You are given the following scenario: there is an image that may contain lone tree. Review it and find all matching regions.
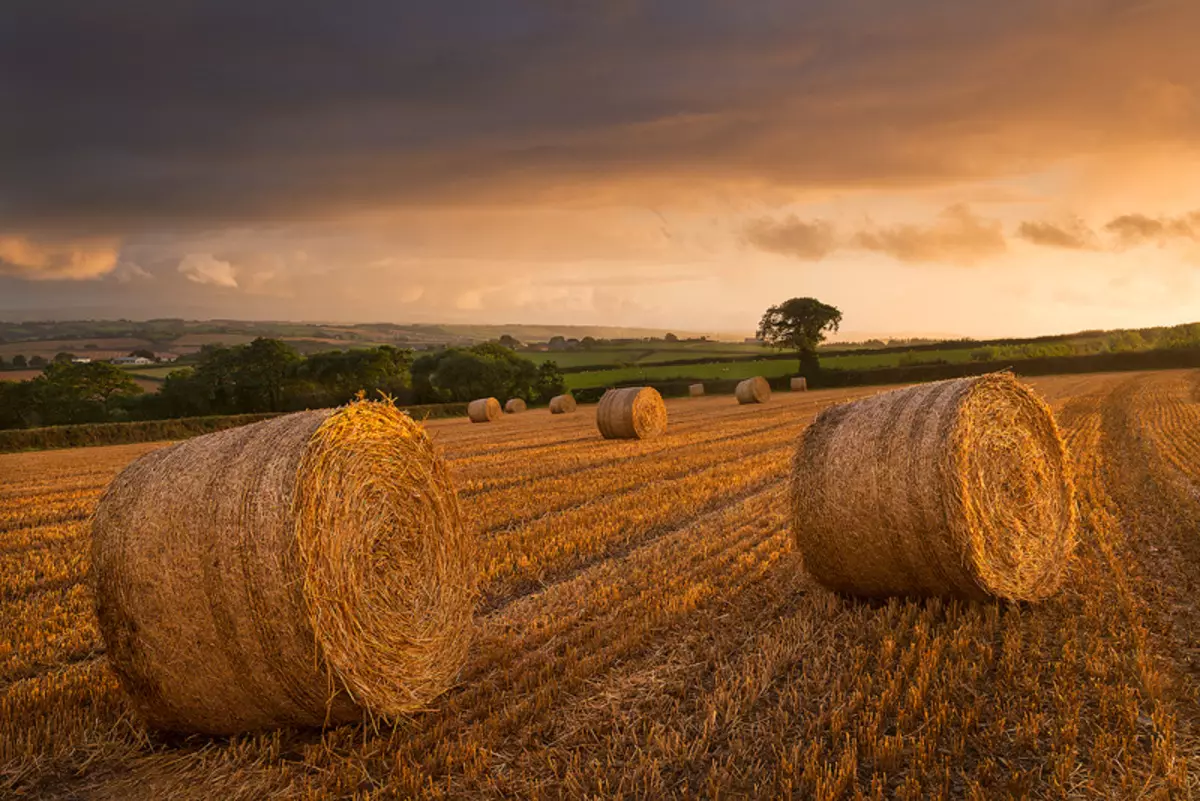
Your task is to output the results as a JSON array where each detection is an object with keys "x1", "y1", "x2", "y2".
[{"x1": 757, "y1": 297, "x2": 843, "y2": 375}]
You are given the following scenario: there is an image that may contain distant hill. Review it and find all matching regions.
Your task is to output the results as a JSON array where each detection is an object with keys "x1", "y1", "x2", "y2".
[{"x1": 0, "y1": 319, "x2": 734, "y2": 360}]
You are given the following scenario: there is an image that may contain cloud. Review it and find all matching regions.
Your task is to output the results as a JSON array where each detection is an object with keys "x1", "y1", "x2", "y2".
[
  {"x1": 742, "y1": 216, "x2": 836, "y2": 260},
  {"x1": 1104, "y1": 212, "x2": 1200, "y2": 247},
  {"x1": 1, "y1": 2, "x2": 1199, "y2": 229},
  {"x1": 1016, "y1": 219, "x2": 1099, "y2": 250},
  {"x1": 0, "y1": 234, "x2": 120, "y2": 280},
  {"x1": 178, "y1": 253, "x2": 238, "y2": 288},
  {"x1": 111, "y1": 260, "x2": 152, "y2": 282},
  {"x1": 852, "y1": 205, "x2": 1007, "y2": 265},
  {"x1": 742, "y1": 205, "x2": 1008, "y2": 265}
]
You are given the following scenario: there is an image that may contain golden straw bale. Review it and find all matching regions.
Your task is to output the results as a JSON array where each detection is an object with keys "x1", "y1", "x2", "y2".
[
  {"x1": 467, "y1": 397, "x2": 502, "y2": 422},
  {"x1": 504, "y1": 398, "x2": 527, "y2": 414},
  {"x1": 91, "y1": 401, "x2": 476, "y2": 735},
  {"x1": 596, "y1": 387, "x2": 667, "y2": 440},
  {"x1": 735, "y1": 376, "x2": 771, "y2": 404},
  {"x1": 791, "y1": 373, "x2": 1076, "y2": 601},
  {"x1": 548, "y1": 394, "x2": 577, "y2": 414},
  {"x1": 790, "y1": 377, "x2": 808, "y2": 391},
  {"x1": 689, "y1": 383, "x2": 705, "y2": 397}
]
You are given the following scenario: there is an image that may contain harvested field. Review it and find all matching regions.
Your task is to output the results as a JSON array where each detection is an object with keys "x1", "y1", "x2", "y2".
[{"x1": 2, "y1": 372, "x2": 1199, "y2": 799}]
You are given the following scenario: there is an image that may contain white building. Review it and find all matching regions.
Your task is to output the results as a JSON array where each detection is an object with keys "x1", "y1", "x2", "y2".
[{"x1": 111, "y1": 356, "x2": 154, "y2": 366}]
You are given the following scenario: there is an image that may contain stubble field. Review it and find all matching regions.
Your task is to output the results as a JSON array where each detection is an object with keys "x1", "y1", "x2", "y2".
[{"x1": 2, "y1": 371, "x2": 1199, "y2": 799}]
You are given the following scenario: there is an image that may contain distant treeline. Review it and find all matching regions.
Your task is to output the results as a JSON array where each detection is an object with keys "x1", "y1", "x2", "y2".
[
  {"x1": 821, "y1": 322, "x2": 1200, "y2": 359},
  {"x1": 0, "y1": 338, "x2": 564, "y2": 430},
  {"x1": 571, "y1": 346, "x2": 1200, "y2": 402},
  {"x1": 0, "y1": 402, "x2": 471, "y2": 453}
]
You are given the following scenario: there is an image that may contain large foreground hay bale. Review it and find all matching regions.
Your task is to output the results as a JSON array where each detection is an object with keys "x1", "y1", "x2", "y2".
[
  {"x1": 549, "y1": 394, "x2": 577, "y2": 414},
  {"x1": 791, "y1": 374, "x2": 1076, "y2": 601},
  {"x1": 504, "y1": 398, "x2": 527, "y2": 414},
  {"x1": 689, "y1": 383, "x2": 705, "y2": 397},
  {"x1": 735, "y1": 376, "x2": 771, "y2": 404},
  {"x1": 468, "y1": 397, "x2": 501, "y2": 422},
  {"x1": 91, "y1": 401, "x2": 476, "y2": 735},
  {"x1": 790, "y1": 377, "x2": 808, "y2": 391},
  {"x1": 596, "y1": 387, "x2": 667, "y2": 440}
]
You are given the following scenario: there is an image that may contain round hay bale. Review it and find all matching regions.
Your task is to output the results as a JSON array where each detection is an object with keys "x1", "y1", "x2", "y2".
[
  {"x1": 467, "y1": 397, "x2": 501, "y2": 423},
  {"x1": 791, "y1": 373, "x2": 1076, "y2": 602},
  {"x1": 91, "y1": 401, "x2": 476, "y2": 735},
  {"x1": 504, "y1": 398, "x2": 527, "y2": 414},
  {"x1": 688, "y1": 383, "x2": 705, "y2": 397},
  {"x1": 790, "y1": 376, "x2": 808, "y2": 392},
  {"x1": 596, "y1": 387, "x2": 667, "y2": 440},
  {"x1": 548, "y1": 394, "x2": 577, "y2": 414},
  {"x1": 735, "y1": 376, "x2": 771, "y2": 404}
]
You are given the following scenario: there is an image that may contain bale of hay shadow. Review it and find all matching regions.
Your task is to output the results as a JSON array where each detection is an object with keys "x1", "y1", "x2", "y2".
[
  {"x1": 791, "y1": 377, "x2": 808, "y2": 391},
  {"x1": 549, "y1": 394, "x2": 577, "y2": 414},
  {"x1": 91, "y1": 401, "x2": 476, "y2": 735},
  {"x1": 504, "y1": 398, "x2": 527, "y2": 414},
  {"x1": 791, "y1": 373, "x2": 1076, "y2": 601},
  {"x1": 735, "y1": 376, "x2": 771, "y2": 404},
  {"x1": 596, "y1": 387, "x2": 667, "y2": 440},
  {"x1": 468, "y1": 397, "x2": 501, "y2": 422},
  {"x1": 689, "y1": 383, "x2": 705, "y2": 397}
]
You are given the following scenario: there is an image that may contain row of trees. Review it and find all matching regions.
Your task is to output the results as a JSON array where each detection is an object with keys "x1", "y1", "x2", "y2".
[
  {"x1": 154, "y1": 340, "x2": 565, "y2": 417},
  {"x1": 0, "y1": 361, "x2": 142, "y2": 428},
  {"x1": 412, "y1": 343, "x2": 565, "y2": 404},
  {"x1": 1, "y1": 353, "x2": 78, "y2": 370},
  {"x1": 0, "y1": 338, "x2": 566, "y2": 429},
  {"x1": 0, "y1": 349, "x2": 159, "y2": 370}
]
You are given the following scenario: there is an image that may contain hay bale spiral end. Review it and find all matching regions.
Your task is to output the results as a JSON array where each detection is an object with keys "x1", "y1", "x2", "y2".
[
  {"x1": 91, "y1": 400, "x2": 477, "y2": 734},
  {"x1": 791, "y1": 373, "x2": 1076, "y2": 602}
]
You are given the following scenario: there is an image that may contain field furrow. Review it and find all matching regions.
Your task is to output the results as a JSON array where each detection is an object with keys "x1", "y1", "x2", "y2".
[{"x1": 2, "y1": 374, "x2": 1200, "y2": 799}]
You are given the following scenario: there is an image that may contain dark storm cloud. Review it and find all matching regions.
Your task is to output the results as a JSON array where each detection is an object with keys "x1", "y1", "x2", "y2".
[{"x1": 3, "y1": 0, "x2": 1200, "y2": 231}]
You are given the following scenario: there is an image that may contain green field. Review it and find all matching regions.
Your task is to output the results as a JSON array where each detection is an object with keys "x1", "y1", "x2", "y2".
[
  {"x1": 564, "y1": 359, "x2": 796, "y2": 389},
  {"x1": 820, "y1": 347, "x2": 977, "y2": 370},
  {"x1": 562, "y1": 348, "x2": 979, "y2": 389},
  {"x1": 528, "y1": 342, "x2": 768, "y2": 369}
]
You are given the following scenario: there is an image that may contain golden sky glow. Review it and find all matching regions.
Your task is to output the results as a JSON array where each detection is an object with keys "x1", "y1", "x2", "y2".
[{"x1": 3, "y1": 1, "x2": 1200, "y2": 337}]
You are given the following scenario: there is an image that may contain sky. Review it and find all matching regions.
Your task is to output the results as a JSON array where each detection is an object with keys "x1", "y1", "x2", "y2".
[{"x1": 3, "y1": 0, "x2": 1200, "y2": 339}]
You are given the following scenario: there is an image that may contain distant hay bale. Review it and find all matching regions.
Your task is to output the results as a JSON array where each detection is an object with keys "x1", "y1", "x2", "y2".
[
  {"x1": 467, "y1": 397, "x2": 501, "y2": 423},
  {"x1": 790, "y1": 377, "x2": 808, "y2": 391},
  {"x1": 548, "y1": 394, "x2": 577, "y2": 414},
  {"x1": 735, "y1": 376, "x2": 771, "y2": 404},
  {"x1": 504, "y1": 398, "x2": 527, "y2": 414},
  {"x1": 91, "y1": 401, "x2": 476, "y2": 735},
  {"x1": 791, "y1": 373, "x2": 1076, "y2": 601},
  {"x1": 596, "y1": 387, "x2": 667, "y2": 440},
  {"x1": 689, "y1": 383, "x2": 705, "y2": 397}
]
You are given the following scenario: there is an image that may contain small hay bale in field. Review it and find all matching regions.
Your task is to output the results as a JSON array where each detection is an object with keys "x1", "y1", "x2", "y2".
[
  {"x1": 596, "y1": 387, "x2": 667, "y2": 440},
  {"x1": 689, "y1": 383, "x2": 705, "y2": 397},
  {"x1": 735, "y1": 376, "x2": 771, "y2": 404},
  {"x1": 790, "y1": 377, "x2": 808, "y2": 391},
  {"x1": 791, "y1": 373, "x2": 1076, "y2": 602},
  {"x1": 549, "y1": 394, "x2": 577, "y2": 414},
  {"x1": 504, "y1": 398, "x2": 527, "y2": 414},
  {"x1": 91, "y1": 401, "x2": 476, "y2": 735},
  {"x1": 468, "y1": 397, "x2": 501, "y2": 422}
]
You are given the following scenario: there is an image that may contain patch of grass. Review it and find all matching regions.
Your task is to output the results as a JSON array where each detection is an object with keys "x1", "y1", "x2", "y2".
[{"x1": 563, "y1": 349, "x2": 978, "y2": 389}]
